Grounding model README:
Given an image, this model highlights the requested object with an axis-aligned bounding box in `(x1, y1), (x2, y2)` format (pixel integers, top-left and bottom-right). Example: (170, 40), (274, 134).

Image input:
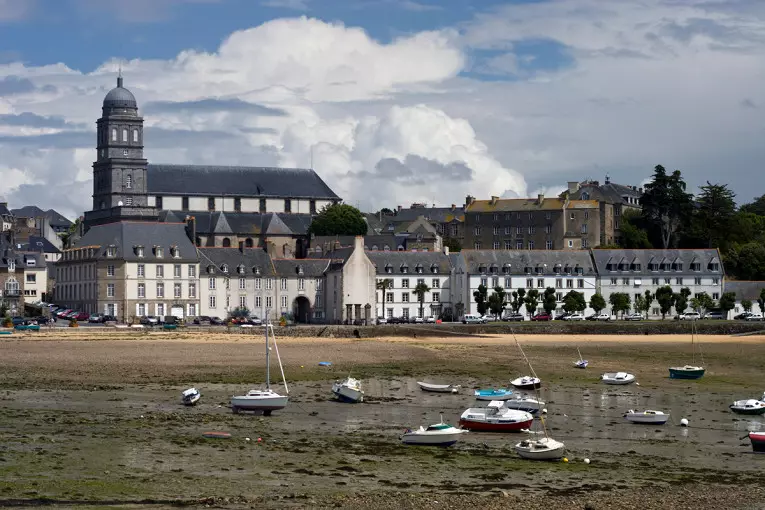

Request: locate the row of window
(108, 127), (139, 144)
(478, 277), (588, 290)
(470, 211), (589, 222)
(474, 224), (588, 236)
(377, 278), (441, 289)
(385, 307), (442, 319)
(605, 262), (720, 272)
(167, 197), (318, 214)
(136, 303), (197, 317)
(473, 239), (589, 250)
(134, 264), (194, 278)
(384, 292), (441, 303)
(609, 277), (721, 286)
(134, 283), (196, 299)
(207, 277), (318, 291)
(206, 294), (321, 310)
(129, 246), (183, 259)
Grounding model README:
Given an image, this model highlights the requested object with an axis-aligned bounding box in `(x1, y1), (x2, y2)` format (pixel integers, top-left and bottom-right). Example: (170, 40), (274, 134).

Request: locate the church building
(82, 75), (340, 258)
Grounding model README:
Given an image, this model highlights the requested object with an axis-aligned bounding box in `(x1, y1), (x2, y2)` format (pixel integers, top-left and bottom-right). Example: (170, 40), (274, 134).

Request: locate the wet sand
(1, 331), (764, 509)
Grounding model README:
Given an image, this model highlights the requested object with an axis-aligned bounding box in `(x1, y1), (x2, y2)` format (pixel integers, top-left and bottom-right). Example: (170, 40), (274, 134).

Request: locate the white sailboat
(574, 347), (588, 369)
(512, 334), (566, 461)
(231, 319), (289, 416)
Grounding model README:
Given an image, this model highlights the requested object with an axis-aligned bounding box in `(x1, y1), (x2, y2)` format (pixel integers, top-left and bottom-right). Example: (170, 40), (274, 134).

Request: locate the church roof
(147, 164), (340, 199)
(159, 211), (313, 237)
(103, 76), (137, 109)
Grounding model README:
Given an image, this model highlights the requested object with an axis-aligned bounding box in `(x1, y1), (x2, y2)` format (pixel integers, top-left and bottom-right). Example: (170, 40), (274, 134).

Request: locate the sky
(1, 0), (764, 219)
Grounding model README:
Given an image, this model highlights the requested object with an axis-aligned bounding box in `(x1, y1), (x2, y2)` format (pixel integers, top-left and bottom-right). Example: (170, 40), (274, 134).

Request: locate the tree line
(615, 165), (765, 281)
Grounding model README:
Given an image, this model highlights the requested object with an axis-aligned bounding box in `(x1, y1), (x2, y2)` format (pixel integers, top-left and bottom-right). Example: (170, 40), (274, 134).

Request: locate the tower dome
(103, 75), (137, 109)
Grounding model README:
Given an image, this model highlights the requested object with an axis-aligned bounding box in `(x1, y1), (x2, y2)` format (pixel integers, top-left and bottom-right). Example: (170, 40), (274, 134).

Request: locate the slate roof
(272, 258), (330, 278)
(0, 238), (47, 269)
(591, 249), (723, 276)
(723, 281), (765, 301)
(22, 236), (61, 254)
(72, 221), (198, 262)
(158, 211), (313, 237)
(147, 164), (340, 199)
(392, 206), (464, 224)
(571, 180), (642, 206)
(0, 203), (10, 216)
(311, 235), (404, 253)
(308, 245), (354, 263)
(11, 206), (73, 228)
(366, 251), (452, 276)
(466, 198), (599, 213)
(459, 250), (597, 276)
(198, 247), (275, 276)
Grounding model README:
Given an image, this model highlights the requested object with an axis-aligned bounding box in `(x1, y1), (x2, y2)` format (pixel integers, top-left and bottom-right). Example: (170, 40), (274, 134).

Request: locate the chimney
(537, 193), (544, 204)
(639, 187), (643, 193)
(444, 246), (450, 256)
(451, 204), (456, 211)
(397, 205), (402, 212)
(185, 215), (196, 245)
(490, 196), (499, 205)
(567, 181), (580, 194)
(354, 235), (364, 252)
(465, 195), (475, 207)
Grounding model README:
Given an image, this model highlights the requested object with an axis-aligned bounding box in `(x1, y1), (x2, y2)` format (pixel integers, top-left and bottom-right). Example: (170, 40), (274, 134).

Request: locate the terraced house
(591, 249), (724, 318)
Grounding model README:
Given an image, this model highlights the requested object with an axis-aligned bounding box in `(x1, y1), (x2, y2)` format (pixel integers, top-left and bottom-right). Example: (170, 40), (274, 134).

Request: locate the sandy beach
(1, 330), (765, 509)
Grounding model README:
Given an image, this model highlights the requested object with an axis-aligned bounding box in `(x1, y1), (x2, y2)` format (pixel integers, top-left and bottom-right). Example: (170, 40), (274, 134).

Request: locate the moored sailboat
(669, 320), (705, 379)
(231, 319), (289, 416)
(574, 347), (588, 369)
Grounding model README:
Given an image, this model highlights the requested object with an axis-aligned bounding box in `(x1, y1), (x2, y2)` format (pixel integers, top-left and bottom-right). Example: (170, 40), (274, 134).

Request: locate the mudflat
(1, 330), (764, 509)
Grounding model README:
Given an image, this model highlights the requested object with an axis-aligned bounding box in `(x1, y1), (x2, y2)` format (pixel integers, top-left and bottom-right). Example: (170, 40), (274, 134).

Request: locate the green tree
(759, 289), (765, 315)
(412, 281), (432, 319)
(673, 287), (692, 315)
(524, 289), (540, 317)
(690, 291), (715, 315)
(689, 182), (737, 250)
(589, 293), (607, 313)
(488, 286), (507, 318)
(643, 290), (655, 315)
(740, 193), (765, 216)
(620, 210), (653, 249)
(473, 284), (489, 316)
(608, 292), (631, 318)
(542, 287), (557, 315)
(641, 165), (693, 248)
(634, 294), (646, 315)
(718, 292), (736, 319)
(443, 237), (462, 253)
(229, 306), (250, 318)
(376, 278), (393, 318)
(655, 286), (674, 319)
(741, 299), (753, 313)
(511, 288), (526, 313)
(308, 203), (367, 236)
(730, 243), (765, 281)
(563, 290), (587, 313)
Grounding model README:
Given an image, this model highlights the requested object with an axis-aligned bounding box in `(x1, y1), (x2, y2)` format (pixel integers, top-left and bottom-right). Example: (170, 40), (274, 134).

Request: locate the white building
(366, 250), (452, 320)
(21, 252), (47, 304)
(320, 236), (377, 324)
(724, 280), (765, 318)
(591, 249), (724, 318)
(452, 250), (599, 317)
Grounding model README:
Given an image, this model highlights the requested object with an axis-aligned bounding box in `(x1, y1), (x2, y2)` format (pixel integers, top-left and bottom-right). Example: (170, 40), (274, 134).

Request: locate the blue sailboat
(474, 388), (514, 401)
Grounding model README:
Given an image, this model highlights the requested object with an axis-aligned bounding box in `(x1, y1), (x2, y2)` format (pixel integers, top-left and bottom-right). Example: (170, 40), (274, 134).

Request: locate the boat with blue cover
(401, 417), (467, 446)
(474, 388), (514, 400)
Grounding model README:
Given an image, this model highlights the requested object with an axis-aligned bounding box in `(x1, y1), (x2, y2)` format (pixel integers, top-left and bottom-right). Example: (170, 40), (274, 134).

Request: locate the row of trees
(617, 165), (765, 280)
(471, 284), (765, 319)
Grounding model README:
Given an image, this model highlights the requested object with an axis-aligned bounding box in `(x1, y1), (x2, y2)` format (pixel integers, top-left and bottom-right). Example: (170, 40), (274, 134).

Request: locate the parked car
(623, 312), (643, 321)
(88, 314), (104, 323)
(555, 312), (570, 321)
(734, 312), (753, 320)
(413, 317), (424, 324)
(462, 314), (487, 324)
(101, 315), (117, 323)
(745, 313), (764, 321)
(679, 312), (701, 321)
(531, 313), (552, 321)
(587, 312), (612, 322)
(482, 315), (500, 322)
(502, 312), (525, 322)
(248, 316), (263, 326)
(703, 311), (725, 320)
(562, 312), (585, 321)
(193, 316), (212, 325)
(56, 309), (72, 318)
(425, 316), (436, 324)
(11, 316), (28, 326)
(209, 317), (224, 325)
(140, 316), (160, 326)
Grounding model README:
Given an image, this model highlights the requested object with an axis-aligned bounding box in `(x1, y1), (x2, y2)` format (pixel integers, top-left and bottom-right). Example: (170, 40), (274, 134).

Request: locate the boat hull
(574, 361), (588, 369)
(418, 382), (458, 393)
(401, 431), (465, 446)
(511, 378), (541, 390)
(601, 373), (636, 385)
(474, 389), (514, 401)
(503, 399), (544, 414)
(669, 368), (705, 379)
(730, 406), (765, 415)
(231, 395), (288, 412)
(458, 417), (533, 432)
(515, 439), (566, 460)
(182, 394), (200, 406)
(332, 384), (364, 403)
(625, 415), (670, 424)
(749, 433), (765, 452)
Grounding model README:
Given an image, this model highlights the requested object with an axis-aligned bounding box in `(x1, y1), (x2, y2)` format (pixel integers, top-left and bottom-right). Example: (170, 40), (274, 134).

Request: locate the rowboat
(417, 381), (460, 393)
(401, 417), (467, 446)
(624, 409), (670, 424)
(474, 388), (514, 400)
(601, 372), (636, 385)
(515, 436), (566, 460)
(181, 387), (200, 406)
(459, 401), (534, 432)
(332, 377), (364, 403)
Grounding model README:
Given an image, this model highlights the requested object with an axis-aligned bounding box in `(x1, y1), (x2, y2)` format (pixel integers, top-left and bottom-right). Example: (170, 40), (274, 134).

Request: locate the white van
(462, 314), (488, 324)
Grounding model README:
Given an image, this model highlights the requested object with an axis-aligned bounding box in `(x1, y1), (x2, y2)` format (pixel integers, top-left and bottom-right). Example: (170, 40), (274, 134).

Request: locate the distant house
(11, 205), (74, 234)
(724, 281), (765, 317)
(0, 202), (13, 232)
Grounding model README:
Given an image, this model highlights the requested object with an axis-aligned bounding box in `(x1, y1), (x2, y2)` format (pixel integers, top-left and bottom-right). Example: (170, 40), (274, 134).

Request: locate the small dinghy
(459, 401), (534, 432)
(601, 372), (636, 385)
(515, 436), (566, 461)
(511, 376), (541, 390)
(401, 417), (467, 446)
(503, 396), (545, 414)
(417, 381), (460, 394)
(574, 347), (588, 369)
(181, 387), (200, 406)
(474, 388), (514, 400)
(729, 399), (765, 415)
(624, 409), (670, 424)
(332, 376), (364, 403)
(748, 432), (765, 452)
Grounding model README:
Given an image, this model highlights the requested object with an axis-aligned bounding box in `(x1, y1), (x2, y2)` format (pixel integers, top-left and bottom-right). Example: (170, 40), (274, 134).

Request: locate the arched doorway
(222, 237), (231, 247)
(293, 296), (311, 324)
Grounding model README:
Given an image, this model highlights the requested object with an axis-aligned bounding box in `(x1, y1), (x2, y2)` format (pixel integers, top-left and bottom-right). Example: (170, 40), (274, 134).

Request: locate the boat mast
(512, 329), (549, 439)
(577, 346), (583, 362)
(265, 310), (271, 390)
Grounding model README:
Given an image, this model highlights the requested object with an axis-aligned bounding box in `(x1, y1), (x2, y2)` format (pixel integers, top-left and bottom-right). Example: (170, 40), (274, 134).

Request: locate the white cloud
(0, 16), (521, 217)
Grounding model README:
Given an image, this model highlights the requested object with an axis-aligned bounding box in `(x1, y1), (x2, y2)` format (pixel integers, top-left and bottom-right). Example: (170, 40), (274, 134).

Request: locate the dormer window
(8, 260), (15, 271)
(238, 264), (245, 274)
(254, 266), (261, 276)
(502, 264), (511, 274)
(401, 264), (409, 274)
(535, 265), (543, 274)
(155, 246), (163, 258)
(221, 264), (229, 273)
(690, 261), (701, 271)
(26, 258), (35, 267)
(575, 266), (584, 275)
(553, 264), (561, 274)
(297, 265), (304, 276)
(135, 246), (144, 258)
(708, 262), (720, 271)
(430, 264), (439, 274)
(524, 266), (532, 274)
(415, 264), (423, 274)
(564, 265), (572, 274)
(490, 264), (498, 274)
(385, 264), (393, 274)
(171, 247), (180, 258)
(207, 265), (216, 274)
(107, 246), (117, 258)
(478, 265), (487, 274)
(631, 263), (641, 271)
